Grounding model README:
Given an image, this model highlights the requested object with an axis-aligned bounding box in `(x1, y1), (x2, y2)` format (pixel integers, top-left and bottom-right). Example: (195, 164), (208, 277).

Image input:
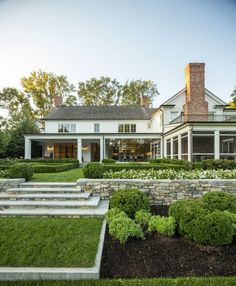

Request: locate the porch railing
(169, 114), (236, 125)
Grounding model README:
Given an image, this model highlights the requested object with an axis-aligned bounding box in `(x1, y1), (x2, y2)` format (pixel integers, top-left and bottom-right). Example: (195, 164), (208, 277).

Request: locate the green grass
(30, 168), (84, 182)
(0, 277), (235, 286)
(0, 217), (102, 267)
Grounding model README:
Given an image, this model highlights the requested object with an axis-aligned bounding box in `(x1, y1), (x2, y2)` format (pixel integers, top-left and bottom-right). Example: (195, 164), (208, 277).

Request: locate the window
(124, 124), (130, 133)
(71, 124), (76, 133)
(170, 112), (179, 121)
(118, 124), (136, 133)
(94, 123), (100, 133)
(131, 124), (136, 133)
(58, 124), (63, 133)
(64, 124), (69, 133)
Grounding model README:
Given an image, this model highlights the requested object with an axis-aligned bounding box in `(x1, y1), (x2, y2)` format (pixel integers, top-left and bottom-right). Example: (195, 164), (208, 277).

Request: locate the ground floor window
(220, 131), (236, 161)
(173, 136), (178, 160)
(54, 143), (77, 159)
(105, 139), (155, 162)
(192, 132), (214, 162)
(151, 140), (161, 159)
(181, 133), (188, 159)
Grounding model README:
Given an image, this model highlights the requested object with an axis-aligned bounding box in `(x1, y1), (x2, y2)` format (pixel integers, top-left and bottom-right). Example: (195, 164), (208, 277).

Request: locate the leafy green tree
(0, 130), (10, 158)
(78, 77), (122, 106)
(229, 86), (236, 107)
(21, 70), (76, 118)
(5, 113), (39, 158)
(121, 80), (159, 106)
(0, 87), (32, 117)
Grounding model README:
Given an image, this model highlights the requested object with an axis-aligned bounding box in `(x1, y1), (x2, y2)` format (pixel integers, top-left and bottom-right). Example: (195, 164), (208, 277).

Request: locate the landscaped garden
(0, 217), (102, 267)
(101, 189), (236, 278)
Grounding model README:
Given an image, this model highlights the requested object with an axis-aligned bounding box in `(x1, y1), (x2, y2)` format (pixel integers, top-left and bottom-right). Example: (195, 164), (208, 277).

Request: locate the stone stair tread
(0, 193), (91, 200)
(7, 188), (82, 193)
(0, 196), (100, 208)
(0, 200), (109, 217)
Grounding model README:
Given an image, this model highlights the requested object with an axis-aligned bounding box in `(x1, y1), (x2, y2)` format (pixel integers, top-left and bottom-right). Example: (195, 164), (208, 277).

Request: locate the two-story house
(24, 63), (236, 162)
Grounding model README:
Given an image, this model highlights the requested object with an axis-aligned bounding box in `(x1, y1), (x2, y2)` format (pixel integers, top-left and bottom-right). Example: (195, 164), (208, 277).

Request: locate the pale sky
(0, 0), (236, 116)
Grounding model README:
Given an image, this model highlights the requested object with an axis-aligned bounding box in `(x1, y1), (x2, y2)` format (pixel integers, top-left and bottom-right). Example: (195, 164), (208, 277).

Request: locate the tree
(78, 77), (122, 106)
(121, 80), (159, 106)
(0, 87), (32, 117)
(230, 86), (236, 106)
(0, 130), (10, 158)
(5, 113), (39, 158)
(21, 70), (76, 118)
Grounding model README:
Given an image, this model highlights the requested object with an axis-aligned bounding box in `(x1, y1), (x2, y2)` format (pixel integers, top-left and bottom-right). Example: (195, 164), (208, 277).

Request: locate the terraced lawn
(30, 168), (84, 182)
(0, 217), (102, 267)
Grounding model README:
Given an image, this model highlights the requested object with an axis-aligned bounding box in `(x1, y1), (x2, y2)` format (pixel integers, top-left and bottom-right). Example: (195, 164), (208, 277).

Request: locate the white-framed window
(118, 124), (136, 133)
(58, 123), (63, 133)
(170, 111), (179, 121)
(64, 124), (69, 133)
(71, 123), (76, 133)
(94, 123), (100, 133)
(58, 123), (75, 133)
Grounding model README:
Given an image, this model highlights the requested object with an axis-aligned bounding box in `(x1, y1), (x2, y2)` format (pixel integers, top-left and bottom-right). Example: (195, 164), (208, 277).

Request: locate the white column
(188, 129), (192, 162)
(24, 139), (31, 159)
(163, 138), (167, 158)
(77, 138), (82, 163)
(214, 130), (220, 160)
(100, 137), (104, 162)
(178, 134), (182, 160)
(170, 138), (173, 159)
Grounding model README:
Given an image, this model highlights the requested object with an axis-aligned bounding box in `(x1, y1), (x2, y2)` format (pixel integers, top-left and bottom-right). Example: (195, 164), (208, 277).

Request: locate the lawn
(0, 277), (236, 286)
(30, 168), (84, 182)
(0, 217), (102, 267)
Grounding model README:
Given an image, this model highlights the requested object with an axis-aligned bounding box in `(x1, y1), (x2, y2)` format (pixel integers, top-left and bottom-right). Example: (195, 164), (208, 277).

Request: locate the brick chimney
(183, 63), (208, 121)
(140, 95), (149, 108)
(54, 96), (62, 107)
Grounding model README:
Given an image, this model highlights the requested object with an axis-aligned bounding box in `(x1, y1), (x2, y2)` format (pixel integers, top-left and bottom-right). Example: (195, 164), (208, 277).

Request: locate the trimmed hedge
(31, 163), (78, 173)
(9, 163), (34, 181)
(103, 163), (186, 172)
(102, 158), (116, 164)
(110, 189), (150, 218)
(21, 159), (80, 166)
(202, 191), (236, 213)
(83, 163), (105, 178)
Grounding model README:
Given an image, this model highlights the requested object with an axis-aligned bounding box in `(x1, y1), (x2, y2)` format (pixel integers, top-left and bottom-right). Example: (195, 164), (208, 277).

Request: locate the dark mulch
(101, 205), (236, 278)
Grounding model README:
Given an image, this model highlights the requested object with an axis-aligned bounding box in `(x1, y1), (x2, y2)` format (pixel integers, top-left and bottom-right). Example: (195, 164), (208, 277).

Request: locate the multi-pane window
(94, 123), (100, 133)
(58, 123), (76, 133)
(118, 124), (136, 133)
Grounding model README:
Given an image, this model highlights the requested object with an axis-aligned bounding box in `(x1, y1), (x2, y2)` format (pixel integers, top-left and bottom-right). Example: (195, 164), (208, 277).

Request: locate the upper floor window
(118, 124), (136, 133)
(58, 123), (76, 133)
(94, 123), (100, 133)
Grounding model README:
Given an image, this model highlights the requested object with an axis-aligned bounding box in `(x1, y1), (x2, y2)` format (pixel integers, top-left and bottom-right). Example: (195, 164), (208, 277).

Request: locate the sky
(0, 0), (236, 115)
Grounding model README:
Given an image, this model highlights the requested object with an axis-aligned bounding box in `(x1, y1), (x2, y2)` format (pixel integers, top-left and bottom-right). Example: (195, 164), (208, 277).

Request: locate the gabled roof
(44, 106), (158, 120)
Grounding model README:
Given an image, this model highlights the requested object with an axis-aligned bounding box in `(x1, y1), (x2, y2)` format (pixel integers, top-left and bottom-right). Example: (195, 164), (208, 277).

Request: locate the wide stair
(0, 182), (109, 217)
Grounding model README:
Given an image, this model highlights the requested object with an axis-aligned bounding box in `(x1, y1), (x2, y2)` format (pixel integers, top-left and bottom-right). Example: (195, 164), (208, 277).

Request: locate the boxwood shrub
(9, 163), (34, 181)
(103, 163), (186, 172)
(32, 163), (78, 173)
(202, 191), (236, 213)
(110, 189), (150, 218)
(21, 159), (80, 166)
(102, 158), (116, 164)
(83, 163), (105, 178)
(201, 159), (236, 170)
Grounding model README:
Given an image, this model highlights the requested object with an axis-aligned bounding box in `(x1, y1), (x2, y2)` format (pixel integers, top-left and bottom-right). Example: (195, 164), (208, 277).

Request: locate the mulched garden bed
(101, 205), (236, 278)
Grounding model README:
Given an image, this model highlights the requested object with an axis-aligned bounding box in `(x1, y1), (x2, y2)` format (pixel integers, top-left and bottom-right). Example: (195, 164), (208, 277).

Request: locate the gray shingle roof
(44, 106), (158, 120)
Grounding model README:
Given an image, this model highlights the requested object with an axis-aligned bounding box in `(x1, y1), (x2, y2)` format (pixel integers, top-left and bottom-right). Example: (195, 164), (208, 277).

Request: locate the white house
(24, 63), (236, 162)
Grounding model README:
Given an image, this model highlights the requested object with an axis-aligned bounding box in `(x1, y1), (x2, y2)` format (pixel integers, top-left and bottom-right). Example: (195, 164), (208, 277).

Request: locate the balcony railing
(169, 114), (236, 125)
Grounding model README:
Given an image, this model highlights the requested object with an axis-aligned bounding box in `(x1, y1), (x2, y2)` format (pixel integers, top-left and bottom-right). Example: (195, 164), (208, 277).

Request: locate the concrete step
(0, 193), (91, 200)
(20, 182), (77, 188)
(0, 196), (100, 209)
(7, 188), (82, 194)
(0, 200), (109, 217)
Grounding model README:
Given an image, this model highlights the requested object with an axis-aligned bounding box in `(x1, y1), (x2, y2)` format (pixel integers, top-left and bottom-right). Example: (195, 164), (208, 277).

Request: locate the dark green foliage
(102, 158), (116, 164)
(103, 163), (185, 172)
(110, 189), (150, 218)
(148, 215), (176, 237)
(105, 208), (128, 224)
(9, 163), (34, 181)
(135, 209), (152, 228)
(83, 163), (105, 178)
(192, 211), (234, 246)
(21, 159), (80, 166)
(223, 211), (236, 234)
(202, 191), (236, 213)
(31, 163), (78, 173)
(192, 162), (204, 170)
(201, 159), (236, 170)
(108, 215), (144, 244)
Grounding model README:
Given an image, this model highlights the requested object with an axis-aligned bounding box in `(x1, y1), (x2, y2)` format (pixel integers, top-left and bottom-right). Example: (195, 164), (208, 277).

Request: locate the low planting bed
(0, 217), (102, 267)
(101, 204), (236, 278)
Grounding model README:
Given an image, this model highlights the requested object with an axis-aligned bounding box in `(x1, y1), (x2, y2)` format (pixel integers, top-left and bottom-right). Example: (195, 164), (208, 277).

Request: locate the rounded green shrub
(102, 158), (116, 164)
(192, 211), (234, 246)
(82, 163), (105, 178)
(148, 215), (176, 237)
(105, 208), (127, 224)
(202, 191), (236, 213)
(108, 215), (144, 244)
(135, 209), (152, 228)
(110, 189), (150, 218)
(9, 163), (34, 181)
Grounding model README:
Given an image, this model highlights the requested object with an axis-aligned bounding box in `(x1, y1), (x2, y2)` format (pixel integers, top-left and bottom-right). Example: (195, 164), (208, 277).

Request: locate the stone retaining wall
(77, 179), (236, 205)
(0, 179), (25, 193)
